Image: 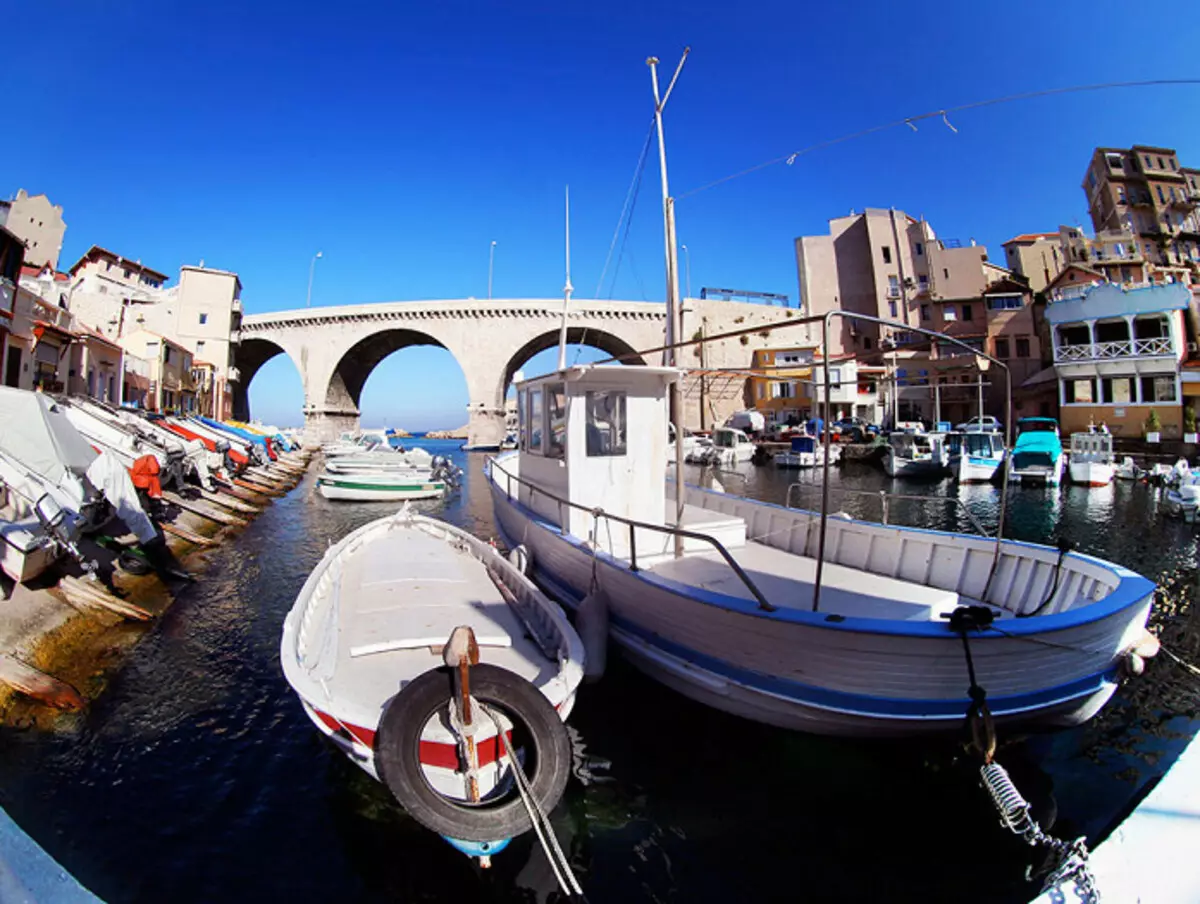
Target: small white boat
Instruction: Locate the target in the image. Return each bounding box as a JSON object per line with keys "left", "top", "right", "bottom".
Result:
{"left": 316, "top": 471, "right": 447, "bottom": 501}
{"left": 773, "top": 434, "right": 841, "bottom": 469}
{"left": 323, "top": 448, "right": 438, "bottom": 474}
{"left": 688, "top": 426, "right": 754, "bottom": 465}
{"left": 1163, "top": 479, "right": 1200, "bottom": 523}
{"left": 883, "top": 431, "right": 947, "bottom": 478}
{"left": 280, "top": 508, "right": 584, "bottom": 860}
{"left": 666, "top": 423, "right": 699, "bottom": 463}
{"left": 488, "top": 364, "right": 1155, "bottom": 737}
{"left": 1068, "top": 433, "right": 1116, "bottom": 487}
{"left": 947, "top": 432, "right": 1005, "bottom": 483}
{"left": 1115, "top": 456, "right": 1140, "bottom": 481}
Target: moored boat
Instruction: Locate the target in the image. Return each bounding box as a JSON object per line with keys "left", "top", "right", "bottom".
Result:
{"left": 1068, "top": 433, "right": 1116, "bottom": 487}
{"left": 882, "top": 431, "right": 947, "bottom": 479}
{"left": 487, "top": 363, "right": 1155, "bottom": 737}
{"left": 946, "top": 431, "right": 1005, "bottom": 483}
{"left": 280, "top": 507, "right": 584, "bottom": 860}
{"left": 1007, "top": 417, "right": 1065, "bottom": 486}
{"left": 773, "top": 434, "right": 841, "bottom": 469}
{"left": 316, "top": 471, "right": 448, "bottom": 501}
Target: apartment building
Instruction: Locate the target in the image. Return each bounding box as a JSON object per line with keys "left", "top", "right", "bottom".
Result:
{"left": 0, "top": 189, "right": 67, "bottom": 270}
{"left": 796, "top": 209, "right": 1041, "bottom": 424}
{"left": 1046, "top": 283, "right": 1189, "bottom": 437}
{"left": 1082, "top": 146, "right": 1200, "bottom": 286}
{"left": 118, "top": 329, "right": 197, "bottom": 413}
{"left": 747, "top": 345, "right": 884, "bottom": 426}
{"left": 1001, "top": 234, "right": 1063, "bottom": 293}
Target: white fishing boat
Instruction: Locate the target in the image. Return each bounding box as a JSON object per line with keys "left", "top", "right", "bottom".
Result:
{"left": 1163, "top": 473, "right": 1200, "bottom": 524}
{"left": 946, "top": 432, "right": 1005, "bottom": 483}
{"left": 280, "top": 507, "right": 584, "bottom": 860}
{"left": 1068, "top": 433, "right": 1116, "bottom": 487}
{"left": 773, "top": 434, "right": 841, "bottom": 469}
{"left": 323, "top": 448, "right": 438, "bottom": 474}
{"left": 666, "top": 423, "right": 698, "bottom": 463}
{"left": 883, "top": 431, "right": 948, "bottom": 478}
{"left": 316, "top": 471, "right": 448, "bottom": 501}
{"left": 487, "top": 363, "right": 1155, "bottom": 737}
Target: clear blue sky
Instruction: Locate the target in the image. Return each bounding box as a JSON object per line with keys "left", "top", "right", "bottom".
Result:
{"left": 6, "top": 1, "right": 1198, "bottom": 428}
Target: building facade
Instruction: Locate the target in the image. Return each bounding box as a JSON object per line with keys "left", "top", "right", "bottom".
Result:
{"left": 1046, "top": 283, "right": 1189, "bottom": 437}
{"left": 0, "top": 190, "right": 67, "bottom": 270}
{"left": 118, "top": 329, "right": 197, "bottom": 413}
{"left": 1082, "top": 146, "right": 1200, "bottom": 286}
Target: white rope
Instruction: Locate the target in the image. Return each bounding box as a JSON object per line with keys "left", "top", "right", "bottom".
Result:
{"left": 480, "top": 702, "right": 582, "bottom": 897}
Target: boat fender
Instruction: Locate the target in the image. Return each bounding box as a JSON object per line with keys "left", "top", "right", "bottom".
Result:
{"left": 576, "top": 589, "right": 608, "bottom": 683}
{"left": 1120, "top": 651, "right": 1145, "bottom": 678}
{"left": 374, "top": 664, "right": 572, "bottom": 843}
{"left": 508, "top": 544, "right": 531, "bottom": 576}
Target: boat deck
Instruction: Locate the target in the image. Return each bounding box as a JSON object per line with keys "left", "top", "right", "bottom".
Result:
{"left": 644, "top": 539, "right": 988, "bottom": 621}
{"left": 329, "top": 527, "right": 554, "bottom": 728}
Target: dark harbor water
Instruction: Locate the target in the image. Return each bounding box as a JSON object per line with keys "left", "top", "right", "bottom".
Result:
{"left": 2, "top": 440, "right": 1199, "bottom": 903}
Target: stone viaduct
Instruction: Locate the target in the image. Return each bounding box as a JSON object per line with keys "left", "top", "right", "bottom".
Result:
{"left": 234, "top": 297, "right": 808, "bottom": 445}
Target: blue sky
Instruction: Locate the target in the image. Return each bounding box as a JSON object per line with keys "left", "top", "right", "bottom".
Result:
{"left": 5, "top": 1, "right": 1199, "bottom": 428}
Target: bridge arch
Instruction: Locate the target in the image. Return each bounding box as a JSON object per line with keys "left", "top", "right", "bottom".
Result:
{"left": 231, "top": 337, "right": 303, "bottom": 422}
{"left": 324, "top": 327, "right": 463, "bottom": 412}
{"left": 497, "top": 327, "right": 647, "bottom": 405}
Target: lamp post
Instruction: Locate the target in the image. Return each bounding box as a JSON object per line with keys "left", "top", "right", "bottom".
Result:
{"left": 488, "top": 240, "right": 497, "bottom": 300}
{"left": 306, "top": 251, "right": 323, "bottom": 308}
{"left": 681, "top": 243, "right": 692, "bottom": 300}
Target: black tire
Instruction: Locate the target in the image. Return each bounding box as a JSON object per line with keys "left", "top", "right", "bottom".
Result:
{"left": 116, "top": 550, "right": 154, "bottom": 576}
{"left": 375, "top": 664, "right": 571, "bottom": 842}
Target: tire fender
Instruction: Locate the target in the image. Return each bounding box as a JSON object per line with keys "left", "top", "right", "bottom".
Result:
{"left": 374, "top": 664, "right": 571, "bottom": 843}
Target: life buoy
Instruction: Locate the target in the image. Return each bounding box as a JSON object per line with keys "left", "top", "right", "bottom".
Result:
{"left": 374, "top": 664, "right": 571, "bottom": 843}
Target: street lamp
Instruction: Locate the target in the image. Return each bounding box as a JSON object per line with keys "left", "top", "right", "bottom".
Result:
{"left": 306, "top": 251, "right": 323, "bottom": 308}
{"left": 681, "top": 243, "right": 692, "bottom": 300}
{"left": 488, "top": 240, "right": 497, "bottom": 300}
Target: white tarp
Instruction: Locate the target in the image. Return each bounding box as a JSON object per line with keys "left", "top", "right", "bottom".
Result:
{"left": 85, "top": 452, "right": 157, "bottom": 544}
{"left": 0, "top": 387, "right": 97, "bottom": 485}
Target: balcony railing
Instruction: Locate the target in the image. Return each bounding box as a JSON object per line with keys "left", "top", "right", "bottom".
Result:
{"left": 1054, "top": 336, "right": 1174, "bottom": 362}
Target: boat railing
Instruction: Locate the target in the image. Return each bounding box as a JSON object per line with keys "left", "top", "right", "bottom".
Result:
{"left": 785, "top": 483, "right": 994, "bottom": 539}
{"left": 488, "top": 456, "right": 776, "bottom": 612}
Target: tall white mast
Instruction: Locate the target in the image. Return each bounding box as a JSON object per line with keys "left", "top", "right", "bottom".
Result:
{"left": 648, "top": 48, "right": 690, "bottom": 558}
{"left": 556, "top": 186, "right": 573, "bottom": 372}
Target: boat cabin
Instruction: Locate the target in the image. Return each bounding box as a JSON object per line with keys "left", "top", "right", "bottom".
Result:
{"left": 888, "top": 432, "right": 938, "bottom": 461}
{"left": 791, "top": 435, "right": 817, "bottom": 454}
{"left": 1069, "top": 432, "right": 1114, "bottom": 463}
{"left": 712, "top": 427, "right": 751, "bottom": 450}
{"left": 506, "top": 365, "right": 745, "bottom": 559}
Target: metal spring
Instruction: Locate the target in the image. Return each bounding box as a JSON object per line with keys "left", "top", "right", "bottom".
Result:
{"left": 980, "top": 762, "right": 1040, "bottom": 842}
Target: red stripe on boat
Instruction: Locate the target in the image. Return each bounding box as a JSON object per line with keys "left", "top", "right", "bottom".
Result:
{"left": 313, "top": 708, "right": 509, "bottom": 767}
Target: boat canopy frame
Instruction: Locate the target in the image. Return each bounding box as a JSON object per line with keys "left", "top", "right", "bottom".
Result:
{"left": 589, "top": 309, "right": 1014, "bottom": 613}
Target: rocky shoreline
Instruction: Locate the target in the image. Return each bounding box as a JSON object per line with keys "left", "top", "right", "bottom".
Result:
{"left": 422, "top": 425, "right": 468, "bottom": 440}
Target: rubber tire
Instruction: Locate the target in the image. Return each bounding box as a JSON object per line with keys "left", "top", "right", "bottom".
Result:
{"left": 375, "top": 664, "right": 571, "bottom": 843}
{"left": 116, "top": 550, "right": 154, "bottom": 576}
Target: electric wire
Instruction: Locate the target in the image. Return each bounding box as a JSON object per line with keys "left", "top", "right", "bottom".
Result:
{"left": 677, "top": 78, "right": 1200, "bottom": 200}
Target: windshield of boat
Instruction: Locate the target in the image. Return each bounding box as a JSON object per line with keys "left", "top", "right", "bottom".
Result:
{"left": 1018, "top": 420, "right": 1058, "bottom": 434}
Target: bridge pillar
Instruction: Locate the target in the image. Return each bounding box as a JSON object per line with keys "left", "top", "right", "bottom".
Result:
{"left": 466, "top": 403, "right": 507, "bottom": 449}
{"left": 304, "top": 405, "right": 361, "bottom": 446}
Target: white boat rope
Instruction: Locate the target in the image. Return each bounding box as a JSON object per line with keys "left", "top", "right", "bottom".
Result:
{"left": 480, "top": 702, "right": 583, "bottom": 898}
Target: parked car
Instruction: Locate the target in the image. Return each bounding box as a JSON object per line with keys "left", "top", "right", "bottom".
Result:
{"left": 955, "top": 416, "right": 1003, "bottom": 433}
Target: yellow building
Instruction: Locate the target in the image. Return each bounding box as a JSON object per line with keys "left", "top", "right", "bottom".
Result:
{"left": 749, "top": 346, "right": 885, "bottom": 425}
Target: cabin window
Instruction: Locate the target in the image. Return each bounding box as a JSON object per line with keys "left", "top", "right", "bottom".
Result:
{"left": 585, "top": 390, "right": 627, "bottom": 457}
{"left": 527, "top": 389, "right": 544, "bottom": 453}
{"left": 546, "top": 383, "right": 567, "bottom": 459}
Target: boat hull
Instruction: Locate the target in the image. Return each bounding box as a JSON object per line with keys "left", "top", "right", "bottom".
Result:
{"left": 956, "top": 456, "right": 1003, "bottom": 483}
{"left": 1069, "top": 461, "right": 1115, "bottom": 487}
{"left": 487, "top": 467, "right": 1150, "bottom": 738}
{"left": 317, "top": 475, "right": 445, "bottom": 501}
{"left": 883, "top": 454, "right": 946, "bottom": 479}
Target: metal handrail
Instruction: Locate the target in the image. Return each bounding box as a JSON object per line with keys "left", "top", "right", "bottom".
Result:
{"left": 488, "top": 455, "right": 776, "bottom": 612}
{"left": 785, "top": 482, "right": 994, "bottom": 539}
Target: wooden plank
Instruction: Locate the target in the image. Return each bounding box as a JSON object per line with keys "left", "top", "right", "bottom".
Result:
{"left": 232, "top": 477, "right": 284, "bottom": 496}
{"left": 196, "top": 489, "right": 260, "bottom": 515}
{"left": 161, "top": 521, "right": 216, "bottom": 546}
{"left": 162, "top": 492, "right": 247, "bottom": 526}
{"left": 211, "top": 478, "right": 266, "bottom": 502}
{"left": 60, "top": 577, "right": 154, "bottom": 621}
{"left": 0, "top": 654, "right": 85, "bottom": 710}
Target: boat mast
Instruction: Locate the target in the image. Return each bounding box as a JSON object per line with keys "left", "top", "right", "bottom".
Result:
{"left": 648, "top": 48, "right": 690, "bottom": 557}
{"left": 556, "top": 186, "right": 573, "bottom": 372}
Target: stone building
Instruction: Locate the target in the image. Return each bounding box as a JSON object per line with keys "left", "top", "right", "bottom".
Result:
{"left": 0, "top": 189, "right": 67, "bottom": 270}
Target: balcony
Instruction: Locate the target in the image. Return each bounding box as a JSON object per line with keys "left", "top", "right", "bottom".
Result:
{"left": 1054, "top": 336, "right": 1174, "bottom": 362}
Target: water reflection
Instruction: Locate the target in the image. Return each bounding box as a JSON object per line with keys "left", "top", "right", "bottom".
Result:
{"left": 0, "top": 441, "right": 1195, "bottom": 903}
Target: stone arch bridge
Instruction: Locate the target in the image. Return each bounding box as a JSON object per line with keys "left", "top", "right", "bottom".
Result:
{"left": 235, "top": 297, "right": 800, "bottom": 445}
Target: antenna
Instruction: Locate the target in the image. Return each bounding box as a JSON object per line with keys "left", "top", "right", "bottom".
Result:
{"left": 556, "top": 185, "right": 573, "bottom": 372}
